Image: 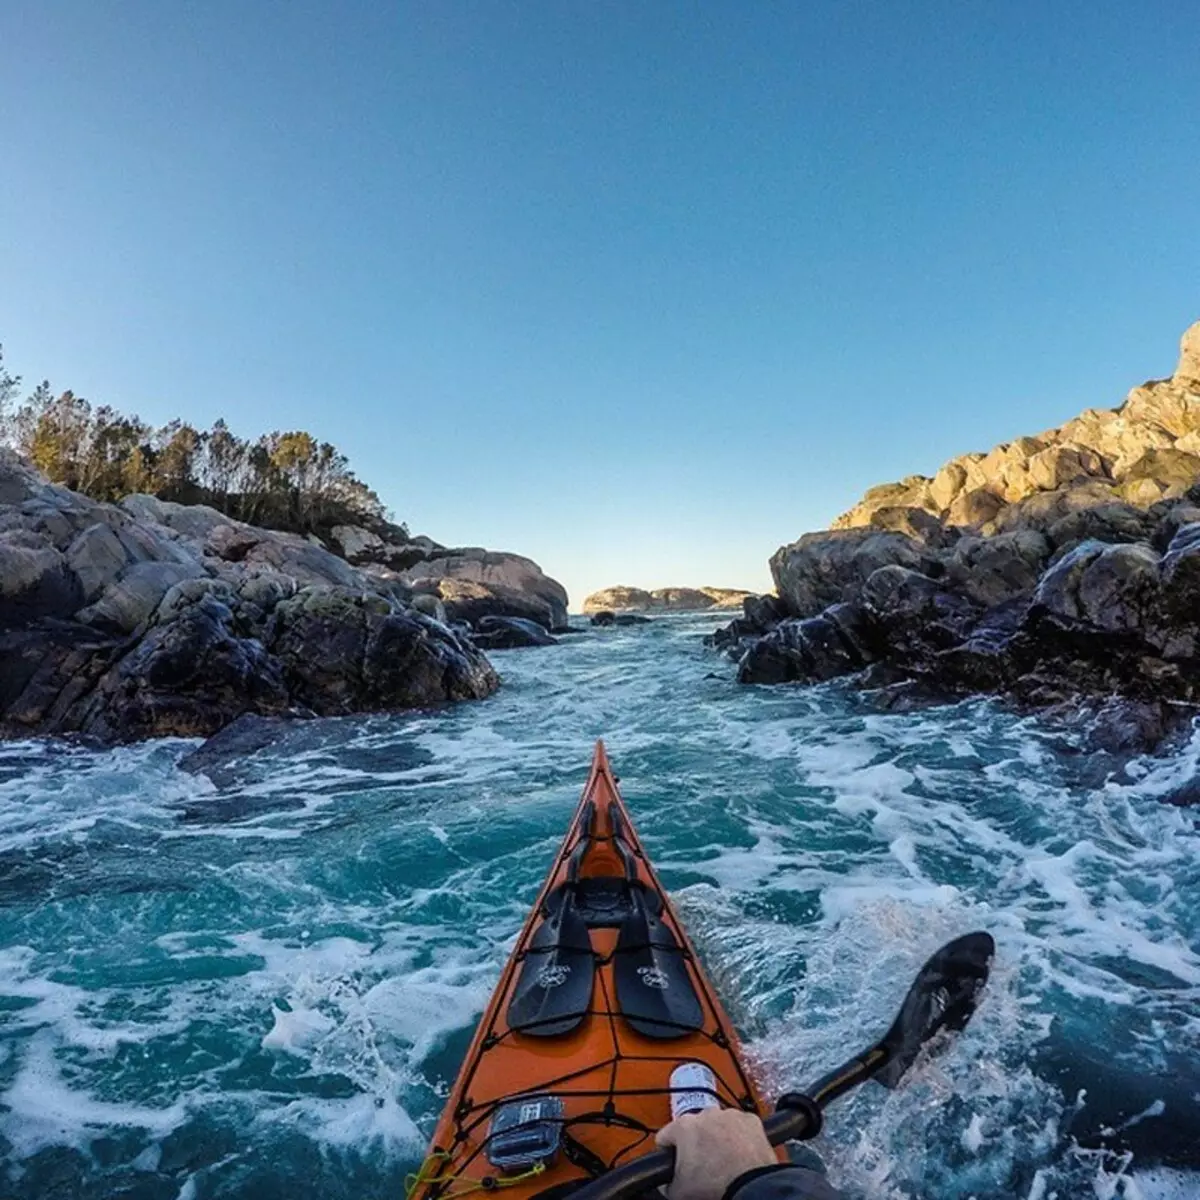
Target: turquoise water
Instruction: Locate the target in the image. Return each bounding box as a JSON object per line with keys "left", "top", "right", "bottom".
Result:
{"left": 0, "top": 613, "right": 1197, "bottom": 1199}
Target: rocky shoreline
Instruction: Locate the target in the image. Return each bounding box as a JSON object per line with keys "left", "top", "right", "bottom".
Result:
{"left": 0, "top": 452, "right": 568, "bottom": 742}
{"left": 712, "top": 319, "right": 1200, "bottom": 754}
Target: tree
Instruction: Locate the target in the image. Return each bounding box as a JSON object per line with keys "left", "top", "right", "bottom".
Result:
{"left": 0, "top": 345, "right": 20, "bottom": 435}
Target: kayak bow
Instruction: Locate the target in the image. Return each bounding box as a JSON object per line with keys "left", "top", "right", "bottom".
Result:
{"left": 409, "top": 741, "right": 996, "bottom": 1200}
{"left": 409, "top": 741, "right": 773, "bottom": 1200}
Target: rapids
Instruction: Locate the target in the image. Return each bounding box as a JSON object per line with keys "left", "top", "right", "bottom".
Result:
{"left": 0, "top": 614, "right": 1196, "bottom": 1199}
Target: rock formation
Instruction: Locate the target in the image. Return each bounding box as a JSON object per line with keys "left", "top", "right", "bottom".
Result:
{"left": 832, "top": 321, "right": 1200, "bottom": 535}
{"left": 716, "top": 319, "right": 1200, "bottom": 750}
{"left": 399, "top": 548, "right": 570, "bottom": 631}
{"left": 582, "top": 586, "right": 755, "bottom": 613}
{"left": 0, "top": 452, "right": 499, "bottom": 741}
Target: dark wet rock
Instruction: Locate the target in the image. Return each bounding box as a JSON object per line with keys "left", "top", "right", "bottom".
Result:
{"left": 179, "top": 711, "right": 436, "bottom": 788}
{"left": 860, "top": 566, "right": 980, "bottom": 661}
{"left": 590, "top": 610, "right": 615, "bottom": 627}
{"left": 1033, "top": 540, "right": 1162, "bottom": 634}
{"left": 706, "top": 593, "right": 788, "bottom": 656}
{"left": 1163, "top": 775, "right": 1200, "bottom": 807}
{"left": 945, "top": 531, "right": 1051, "bottom": 607}
{"left": 471, "top": 615, "right": 559, "bottom": 649}
{"left": 614, "top": 613, "right": 652, "bottom": 625}
{"left": 738, "top": 604, "right": 874, "bottom": 684}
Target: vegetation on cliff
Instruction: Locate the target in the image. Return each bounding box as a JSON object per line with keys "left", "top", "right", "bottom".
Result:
{"left": 0, "top": 347, "right": 394, "bottom": 541}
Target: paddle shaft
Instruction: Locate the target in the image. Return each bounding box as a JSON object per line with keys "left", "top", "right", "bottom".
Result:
{"left": 567, "top": 1044, "right": 890, "bottom": 1200}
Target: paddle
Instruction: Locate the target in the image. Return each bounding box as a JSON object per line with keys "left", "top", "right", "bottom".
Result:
{"left": 568, "top": 930, "right": 995, "bottom": 1200}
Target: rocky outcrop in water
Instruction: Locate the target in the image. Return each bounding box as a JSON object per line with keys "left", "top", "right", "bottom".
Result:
{"left": 397, "top": 548, "right": 570, "bottom": 632}
{"left": 0, "top": 453, "right": 499, "bottom": 741}
{"left": 717, "top": 320, "right": 1200, "bottom": 749}
{"left": 583, "top": 585, "right": 755, "bottom": 613}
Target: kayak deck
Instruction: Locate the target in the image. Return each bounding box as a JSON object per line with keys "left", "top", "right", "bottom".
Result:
{"left": 410, "top": 742, "right": 772, "bottom": 1200}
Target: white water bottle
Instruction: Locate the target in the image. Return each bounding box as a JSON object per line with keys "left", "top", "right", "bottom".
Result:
{"left": 670, "top": 1062, "right": 719, "bottom": 1119}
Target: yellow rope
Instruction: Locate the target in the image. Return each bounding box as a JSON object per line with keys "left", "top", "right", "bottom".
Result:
{"left": 405, "top": 1152, "right": 547, "bottom": 1200}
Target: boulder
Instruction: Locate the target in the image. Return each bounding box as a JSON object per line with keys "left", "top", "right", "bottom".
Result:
{"left": 77, "top": 561, "right": 207, "bottom": 635}
{"left": 1045, "top": 503, "right": 1154, "bottom": 551}
{"left": 1032, "top": 540, "right": 1161, "bottom": 633}
{"left": 867, "top": 506, "right": 955, "bottom": 546}
{"left": 329, "top": 524, "right": 386, "bottom": 561}
{"left": 944, "top": 530, "right": 1051, "bottom": 608}
{"left": 471, "top": 615, "right": 559, "bottom": 649}
{"left": 428, "top": 577, "right": 561, "bottom": 631}
{"left": 0, "top": 540, "right": 83, "bottom": 626}
{"left": 769, "top": 529, "right": 937, "bottom": 619}
{"left": 401, "top": 548, "right": 569, "bottom": 631}
{"left": 65, "top": 523, "right": 133, "bottom": 601}
{"left": 590, "top": 610, "right": 616, "bottom": 627}
{"left": 737, "top": 604, "right": 874, "bottom": 685}
{"left": 945, "top": 487, "right": 1005, "bottom": 530}
{"left": 268, "top": 587, "right": 498, "bottom": 714}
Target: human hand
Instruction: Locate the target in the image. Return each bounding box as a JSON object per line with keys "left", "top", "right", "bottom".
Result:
{"left": 655, "top": 1107, "right": 778, "bottom": 1200}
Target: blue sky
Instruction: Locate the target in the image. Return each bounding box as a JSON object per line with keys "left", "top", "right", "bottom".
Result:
{"left": 1, "top": 3, "right": 1197, "bottom": 606}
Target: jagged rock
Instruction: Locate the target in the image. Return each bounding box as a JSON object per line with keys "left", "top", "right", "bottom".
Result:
{"left": 867, "top": 506, "right": 956, "bottom": 547}
{"left": 733, "top": 321, "right": 1200, "bottom": 756}
{"left": 945, "top": 487, "right": 1005, "bottom": 530}
{"left": 946, "top": 530, "right": 1051, "bottom": 607}
{"left": 737, "top": 603, "right": 874, "bottom": 684}
{"left": 1045, "top": 503, "right": 1154, "bottom": 551}
{"left": 861, "top": 567, "right": 980, "bottom": 661}
{"left": 471, "top": 615, "right": 559, "bottom": 649}
{"left": 77, "top": 561, "right": 206, "bottom": 634}
{"left": 706, "top": 594, "right": 787, "bottom": 655}
{"left": 1032, "top": 540, "right": 1161, "bottom": 633}
{"left": 329, "top": 524, "right": 386, "bottom": 561}
{"left": 770, "top": 529, "right": 937, "bottom": 619}
{"left": 0, "top": 540, "right": 83, "bottom": 625}
{"left": 0, "top": 456, "right": 502, "bottom": 742}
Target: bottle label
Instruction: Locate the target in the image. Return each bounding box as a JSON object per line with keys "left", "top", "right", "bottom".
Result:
{"left": 670, "top": 1062, "right": 719, "bottom": 1120}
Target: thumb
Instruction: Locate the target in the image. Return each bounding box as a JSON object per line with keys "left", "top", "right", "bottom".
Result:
{"left": 655, "top": 1120, "right": 682, "bottom": 1150}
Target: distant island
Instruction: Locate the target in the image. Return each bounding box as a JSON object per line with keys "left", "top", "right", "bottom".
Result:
{"left": 582, "top": 585, "right": 756, "bottom": 613}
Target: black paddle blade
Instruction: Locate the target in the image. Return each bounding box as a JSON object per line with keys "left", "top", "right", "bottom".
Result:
{"left": 507, "top": 889, "right": 596, "bottom": 1037}
{"left": 876, "top": 930, "right": 995, "bottom": 1089}
{"left": 614, "top": 887, "right": 704, "bottom": 1040}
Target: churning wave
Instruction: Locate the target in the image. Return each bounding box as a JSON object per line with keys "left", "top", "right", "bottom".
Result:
{"left": 0, "top": 614, "right": 1196, "bottom": 1198}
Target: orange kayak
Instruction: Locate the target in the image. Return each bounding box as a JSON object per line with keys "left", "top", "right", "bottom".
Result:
{"left": 408, "top": 741, "right": 776, "bottom": 1200}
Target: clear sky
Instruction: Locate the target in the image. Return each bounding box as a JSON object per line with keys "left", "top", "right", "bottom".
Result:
{"left": 1, "top": 3, "right": 1197, "bottom": 606}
